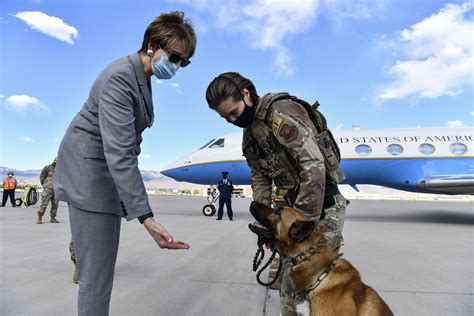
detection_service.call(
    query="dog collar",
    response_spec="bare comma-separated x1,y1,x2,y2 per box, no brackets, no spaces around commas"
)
295,257,340,306
308,258,339,292
287,239,326,266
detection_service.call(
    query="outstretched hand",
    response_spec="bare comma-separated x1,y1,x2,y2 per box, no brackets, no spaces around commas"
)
143,218,190,250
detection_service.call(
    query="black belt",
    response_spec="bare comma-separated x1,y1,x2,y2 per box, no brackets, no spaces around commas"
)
322,181,340,209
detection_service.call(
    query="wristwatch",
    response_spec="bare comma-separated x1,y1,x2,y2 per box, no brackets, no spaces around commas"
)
138,212,154,224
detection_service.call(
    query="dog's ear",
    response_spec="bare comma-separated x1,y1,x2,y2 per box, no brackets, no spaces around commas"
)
250,201,268,213
289,220,316,242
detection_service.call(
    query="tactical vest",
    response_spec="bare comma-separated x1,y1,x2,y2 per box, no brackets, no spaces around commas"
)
242,93,345,189
243,117,300,189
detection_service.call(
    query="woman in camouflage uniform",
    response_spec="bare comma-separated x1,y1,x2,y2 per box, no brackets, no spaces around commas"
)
206,72,348,316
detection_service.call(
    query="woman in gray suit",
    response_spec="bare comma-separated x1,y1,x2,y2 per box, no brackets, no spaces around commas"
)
54,11,196,315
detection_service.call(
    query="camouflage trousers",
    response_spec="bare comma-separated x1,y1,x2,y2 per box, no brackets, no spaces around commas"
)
69,240,76,264
280,194,348,316
38,187,59,217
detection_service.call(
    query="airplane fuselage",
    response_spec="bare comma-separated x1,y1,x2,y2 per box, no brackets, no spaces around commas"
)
161,128,473,195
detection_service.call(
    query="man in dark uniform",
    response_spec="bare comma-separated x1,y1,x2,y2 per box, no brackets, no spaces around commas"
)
216,171,234,221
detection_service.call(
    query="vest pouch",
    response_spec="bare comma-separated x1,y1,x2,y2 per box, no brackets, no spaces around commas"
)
242,136,261,173
315,130,346,184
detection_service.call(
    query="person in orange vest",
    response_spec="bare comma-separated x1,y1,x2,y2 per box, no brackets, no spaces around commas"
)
2,170,18,207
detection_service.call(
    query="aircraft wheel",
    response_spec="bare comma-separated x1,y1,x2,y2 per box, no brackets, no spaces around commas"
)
15,198,23,207
202,204,216,216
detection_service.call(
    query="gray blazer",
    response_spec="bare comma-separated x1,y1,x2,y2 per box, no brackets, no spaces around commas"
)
54,53,154,220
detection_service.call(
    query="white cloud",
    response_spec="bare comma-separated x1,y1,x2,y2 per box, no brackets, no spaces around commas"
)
52,138,60,142
379,2,474,100
361,98,367,101
168,82,182,94
5,95,48,111
323,0,389,24
177,0,385,75
445,120,465,127
0,94,4,99
155,79,163,84
13,11,79,45
20,136,35,142
139,154,151,159
471,111,474,116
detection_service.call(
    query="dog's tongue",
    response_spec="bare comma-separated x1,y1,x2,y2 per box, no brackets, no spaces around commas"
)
251,221,266,229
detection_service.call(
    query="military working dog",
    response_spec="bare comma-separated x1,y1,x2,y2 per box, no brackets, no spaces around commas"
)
249,201,393,316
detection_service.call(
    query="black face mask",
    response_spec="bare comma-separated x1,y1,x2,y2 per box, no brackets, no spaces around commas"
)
227,103,255,128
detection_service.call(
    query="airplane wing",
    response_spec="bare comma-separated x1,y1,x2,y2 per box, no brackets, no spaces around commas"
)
419,174,474,195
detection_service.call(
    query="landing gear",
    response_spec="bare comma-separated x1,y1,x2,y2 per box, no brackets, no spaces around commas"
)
202,185,220,217
202,204,216,216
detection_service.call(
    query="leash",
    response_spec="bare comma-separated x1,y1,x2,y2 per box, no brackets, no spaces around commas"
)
252,237,282,287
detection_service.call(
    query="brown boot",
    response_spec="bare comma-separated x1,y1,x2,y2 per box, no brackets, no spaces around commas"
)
50,216,59,224
268,279,281,290
36,215,43,224
73,269,78,284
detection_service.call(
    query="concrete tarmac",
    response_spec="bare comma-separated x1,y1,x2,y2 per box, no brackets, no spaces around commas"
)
1,196,472,315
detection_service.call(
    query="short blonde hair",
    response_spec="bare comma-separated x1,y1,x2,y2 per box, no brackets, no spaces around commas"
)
140,11,197,58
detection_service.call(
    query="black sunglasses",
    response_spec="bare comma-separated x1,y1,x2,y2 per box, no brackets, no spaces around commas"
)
167,49,191,68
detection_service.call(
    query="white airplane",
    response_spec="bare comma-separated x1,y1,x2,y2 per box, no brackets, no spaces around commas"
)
161,127,474,196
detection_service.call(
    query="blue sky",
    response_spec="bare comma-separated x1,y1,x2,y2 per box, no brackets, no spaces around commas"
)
1,0,473,171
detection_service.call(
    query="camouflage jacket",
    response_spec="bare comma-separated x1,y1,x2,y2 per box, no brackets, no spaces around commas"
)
242,93,326,217
40,163,55,189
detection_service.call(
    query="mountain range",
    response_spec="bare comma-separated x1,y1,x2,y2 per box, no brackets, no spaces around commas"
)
0,166,199,190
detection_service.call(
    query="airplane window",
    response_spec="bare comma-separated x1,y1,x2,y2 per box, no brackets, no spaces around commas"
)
199,139,215,149
449,142,467,155
418,143,435,155
355,144,372,156
209,138,225,148
387,144,404,155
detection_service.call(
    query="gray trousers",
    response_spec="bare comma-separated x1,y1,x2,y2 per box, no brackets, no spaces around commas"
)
69,204,121,316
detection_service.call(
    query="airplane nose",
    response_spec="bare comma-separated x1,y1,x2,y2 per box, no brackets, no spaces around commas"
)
160,168,178,179
160,163,190,182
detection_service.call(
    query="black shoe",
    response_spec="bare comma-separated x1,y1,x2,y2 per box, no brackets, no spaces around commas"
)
216,218,222,221
229,218,233,221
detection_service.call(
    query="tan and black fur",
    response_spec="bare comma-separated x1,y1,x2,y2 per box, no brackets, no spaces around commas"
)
249,202,393,316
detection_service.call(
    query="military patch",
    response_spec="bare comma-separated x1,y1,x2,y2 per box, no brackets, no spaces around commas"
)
273,115,283,135
279,124,298,142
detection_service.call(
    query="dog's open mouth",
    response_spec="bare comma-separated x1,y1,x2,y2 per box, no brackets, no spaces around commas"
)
248,221,274,241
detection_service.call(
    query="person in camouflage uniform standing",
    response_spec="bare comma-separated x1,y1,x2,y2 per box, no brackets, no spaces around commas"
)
206,72,348,316
37,158,59,224
70,239,78,283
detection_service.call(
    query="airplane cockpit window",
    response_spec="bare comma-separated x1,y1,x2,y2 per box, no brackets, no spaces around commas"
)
449,142,467,155
355,144,372,156
200,139,215,149
387,144,404,155
419,143,435,155
209,138,225,148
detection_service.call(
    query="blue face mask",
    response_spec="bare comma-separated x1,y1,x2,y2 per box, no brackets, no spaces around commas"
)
152,53,178,79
